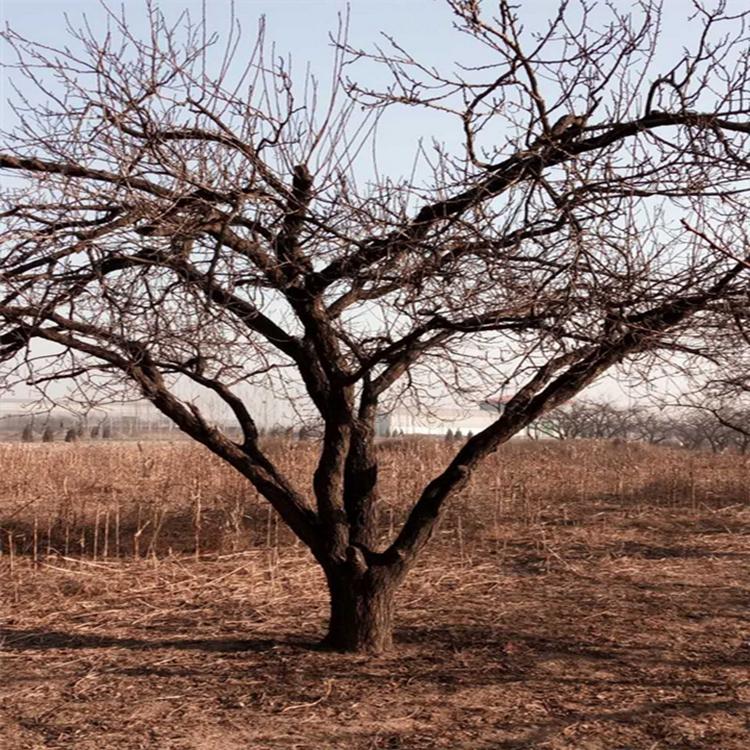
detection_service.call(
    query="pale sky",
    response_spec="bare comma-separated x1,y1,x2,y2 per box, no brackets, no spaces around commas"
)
0,0,522,179
0,0,716,182
0,1,738,416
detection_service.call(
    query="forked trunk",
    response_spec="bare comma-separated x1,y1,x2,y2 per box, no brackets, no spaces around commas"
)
322,565,399,653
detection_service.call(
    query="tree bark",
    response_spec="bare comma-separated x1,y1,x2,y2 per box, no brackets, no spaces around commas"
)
322,561,399,653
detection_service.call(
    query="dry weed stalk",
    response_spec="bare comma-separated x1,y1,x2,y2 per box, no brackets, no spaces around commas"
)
1,439,747,563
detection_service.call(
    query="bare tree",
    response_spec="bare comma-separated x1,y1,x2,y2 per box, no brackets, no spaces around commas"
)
20,420,34,443
667,301,750,451
671,407,729,452
2,1,750,652
704,316,750,450
673,398,750,452
533,399,630,441
625,406,673,445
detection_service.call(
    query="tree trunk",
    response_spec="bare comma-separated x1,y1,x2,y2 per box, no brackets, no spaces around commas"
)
322,564,399,653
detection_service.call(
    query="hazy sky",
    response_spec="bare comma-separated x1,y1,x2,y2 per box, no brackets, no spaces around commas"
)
0,0,712,181
1,0,732,181
0,0,530,178
0,1,734,414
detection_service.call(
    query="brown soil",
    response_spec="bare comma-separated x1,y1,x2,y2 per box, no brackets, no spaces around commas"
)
1,441,749,748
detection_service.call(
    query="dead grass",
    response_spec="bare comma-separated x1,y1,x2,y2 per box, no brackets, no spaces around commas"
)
1,439,749,749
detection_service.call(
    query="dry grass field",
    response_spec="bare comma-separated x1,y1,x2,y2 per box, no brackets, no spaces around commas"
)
1,438,749,749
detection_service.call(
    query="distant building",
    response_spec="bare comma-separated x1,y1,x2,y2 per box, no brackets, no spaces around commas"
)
375,399,532,438
0,396,176,439
0,397,30,415
0,398,35,430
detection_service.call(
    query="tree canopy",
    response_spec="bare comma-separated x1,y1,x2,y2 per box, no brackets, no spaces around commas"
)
1,0,749,651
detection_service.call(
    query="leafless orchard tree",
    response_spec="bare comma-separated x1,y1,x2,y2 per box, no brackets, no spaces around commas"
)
706,309,750,449
2,1,750,652
664,287,750,450
531,399,630,440
617,405,670,445
694,396,750,453
676,361,750,453
658,399,743,451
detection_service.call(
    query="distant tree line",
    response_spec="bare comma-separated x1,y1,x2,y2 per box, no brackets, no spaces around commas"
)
16,399,748,454
532,399,750,454
19,418,114,443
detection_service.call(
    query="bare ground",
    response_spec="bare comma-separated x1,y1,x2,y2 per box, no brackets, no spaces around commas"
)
2,487,749,749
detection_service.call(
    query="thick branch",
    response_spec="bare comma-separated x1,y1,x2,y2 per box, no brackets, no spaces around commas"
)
0,313,322,551
386,259,749,566
307,111,750,292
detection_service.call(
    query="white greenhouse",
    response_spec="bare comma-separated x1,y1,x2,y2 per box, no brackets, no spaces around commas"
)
375,399,533,438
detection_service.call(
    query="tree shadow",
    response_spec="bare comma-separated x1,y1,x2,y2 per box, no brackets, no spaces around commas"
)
0,625,313,653
398,623,620,654
482,697,750,750
4,620,748,685
616,540,750,560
